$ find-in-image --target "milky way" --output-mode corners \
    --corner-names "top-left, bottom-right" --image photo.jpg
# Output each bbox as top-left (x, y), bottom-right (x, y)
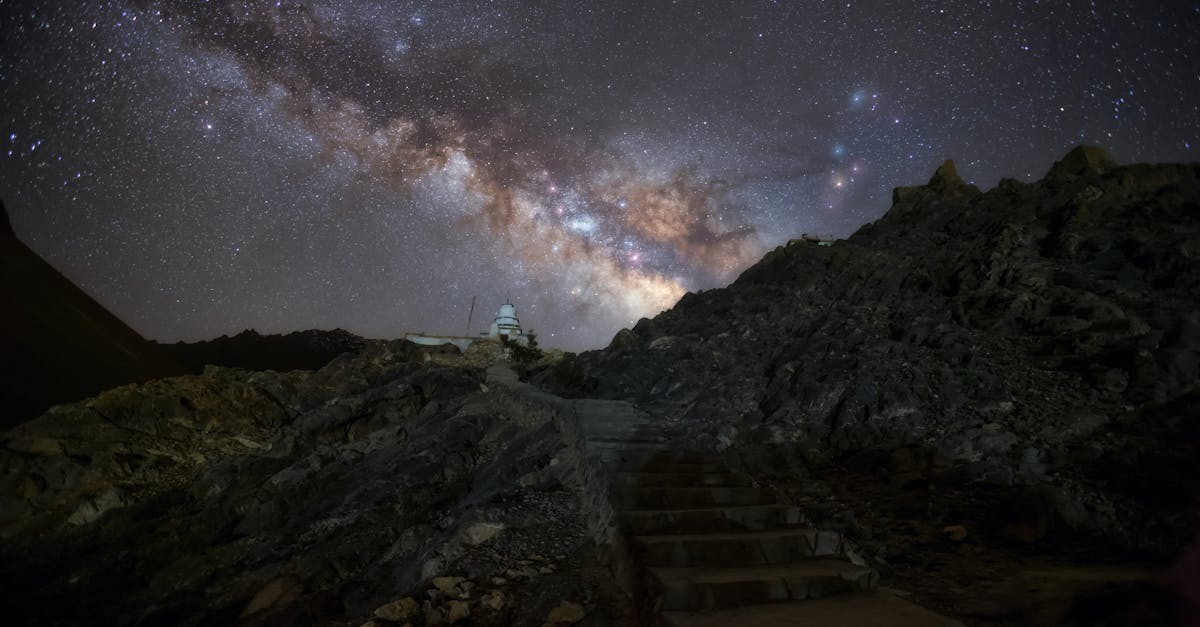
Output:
top-left (2, 2), bottom-right (1197, 350)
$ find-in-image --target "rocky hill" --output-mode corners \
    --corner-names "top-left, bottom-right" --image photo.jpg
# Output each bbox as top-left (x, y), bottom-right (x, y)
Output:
top-left (542, 145), bottom-right (1198, 577)
top-left (1, 146), bottom-right (1196, 625)
top-left (0, 341), bottom-right (619, 625)
top-left (0, 200), bottom-right (188, 427)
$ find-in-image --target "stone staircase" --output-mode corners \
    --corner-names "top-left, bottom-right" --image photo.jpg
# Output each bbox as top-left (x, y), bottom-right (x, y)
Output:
top-left (614, 450), bottom-right (881, 620)
top-left (575, 402), bottom-right (962, 626)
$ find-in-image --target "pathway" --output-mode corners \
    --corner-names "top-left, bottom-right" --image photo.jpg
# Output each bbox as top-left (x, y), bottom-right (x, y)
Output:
top-left (490, 363), bottom-right (963, 626)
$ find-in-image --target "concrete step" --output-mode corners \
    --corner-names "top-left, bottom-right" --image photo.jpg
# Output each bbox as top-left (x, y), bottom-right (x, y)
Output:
top-left (611, 472), bottom-right (752, 488)
top-left (633, 528), bottom-right (844, 568)
top-left (577, 423), bottom-right (667, 434)
top-left (588, 447), bottom-right (679, 467)
top-left (602, 450), bottom-right (718, 464)
top-left (609, 452), bottom-right (727, 472)
top-left (583, 436), bottom-right (664, 443)
top-left (619, 505), bottom-right (801, 535)
top-left (614, 487), bottom-right (777, 510)
top-left (584, 435), bottom-right (671, 446)
top-left (576, 421), bottom-right (659, 432)
top-left (591, 449), bottom-right (687, 467)
top-left (613, 460), bottom-right (729, 473)
top-left (580, 432), bottom-right (671, 443)
top-left (651, 561), bottom-right (878, 611)
top-left (585, 444), bottom-right (665, 454)
top-left (585, 434), bottom-right (672, 444)
top-left (662, 589), bottom-right (965, 627)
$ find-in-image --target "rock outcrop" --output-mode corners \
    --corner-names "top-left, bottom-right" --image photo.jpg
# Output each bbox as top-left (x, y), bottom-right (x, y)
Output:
top-left (546, 146), bottom-right (1199, 559)
top-left (0, 342), bottom-right (602, 625)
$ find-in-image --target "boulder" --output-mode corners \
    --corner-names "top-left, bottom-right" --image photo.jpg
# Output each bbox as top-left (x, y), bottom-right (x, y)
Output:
top-left (1047, 145), bottom-right (1118, 178)
top-left (545, 600), bottom-right (586, 624)
top-left (605, 328), bottom-right (640, 354)
top-left (927, 159), bottom-right (964, 189)
top-left (374, 597), bottom-right (420, 622)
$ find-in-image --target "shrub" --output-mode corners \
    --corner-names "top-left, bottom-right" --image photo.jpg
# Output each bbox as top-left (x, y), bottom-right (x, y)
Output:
top-left (500, 333), bottom-right (544, 364)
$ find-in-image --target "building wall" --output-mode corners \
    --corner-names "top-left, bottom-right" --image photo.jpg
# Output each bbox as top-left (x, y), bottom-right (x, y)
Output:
top-left (403, 334), bottom-right (476, 353)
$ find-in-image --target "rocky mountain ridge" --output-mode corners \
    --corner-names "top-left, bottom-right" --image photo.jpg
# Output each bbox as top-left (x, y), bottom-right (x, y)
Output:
top-left (545, 146), bottom-right (1198, 558)
top-left (2, 146), bottom-right (1196, 625)
top-left (158, 328), bottom-right (367, 374)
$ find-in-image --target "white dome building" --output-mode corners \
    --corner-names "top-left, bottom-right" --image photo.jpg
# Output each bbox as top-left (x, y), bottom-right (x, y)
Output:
top-left (486, 302), bottom-right (529, 344)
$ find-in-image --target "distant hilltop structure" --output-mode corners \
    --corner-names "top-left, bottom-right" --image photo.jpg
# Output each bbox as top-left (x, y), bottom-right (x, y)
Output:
top-left (404, 300), bottom-right (530, 351)
top-left (487, 302), bottom-right (529, 343)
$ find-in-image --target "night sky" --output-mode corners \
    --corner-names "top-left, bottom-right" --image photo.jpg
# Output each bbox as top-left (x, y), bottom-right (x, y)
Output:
top-left (2, 2), bottom-right (1197, 350)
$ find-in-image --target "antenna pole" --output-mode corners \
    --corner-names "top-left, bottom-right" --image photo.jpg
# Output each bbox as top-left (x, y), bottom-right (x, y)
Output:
top-left (466, 296), bottom-right (476, 336)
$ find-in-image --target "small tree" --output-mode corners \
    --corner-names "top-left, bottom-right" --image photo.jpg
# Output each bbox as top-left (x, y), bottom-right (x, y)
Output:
top-left (500, 333), bottom-right (544, 364)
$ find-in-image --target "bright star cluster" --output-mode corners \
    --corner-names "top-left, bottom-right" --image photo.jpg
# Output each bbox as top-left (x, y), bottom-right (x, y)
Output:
top-left (1, 2), bottom-right (1197, 350)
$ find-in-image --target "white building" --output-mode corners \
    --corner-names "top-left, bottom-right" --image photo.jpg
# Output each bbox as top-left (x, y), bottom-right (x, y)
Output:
top-left (404, 300), bottom-right (530, 350)
top-left (485, 302), bottom-right (529, 344)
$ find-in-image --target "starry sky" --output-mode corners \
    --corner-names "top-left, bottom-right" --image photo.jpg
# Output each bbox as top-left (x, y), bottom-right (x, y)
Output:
top-left (2, 1), bottom-right (1197, 351)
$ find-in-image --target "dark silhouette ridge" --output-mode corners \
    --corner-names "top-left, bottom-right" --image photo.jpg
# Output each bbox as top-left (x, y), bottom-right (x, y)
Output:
top-left (0, 201), bottom-right (364, 427)
top-left (0, 199), bottom-right (188, 428)
top-left (157, 328), bottom-right (367, 374)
